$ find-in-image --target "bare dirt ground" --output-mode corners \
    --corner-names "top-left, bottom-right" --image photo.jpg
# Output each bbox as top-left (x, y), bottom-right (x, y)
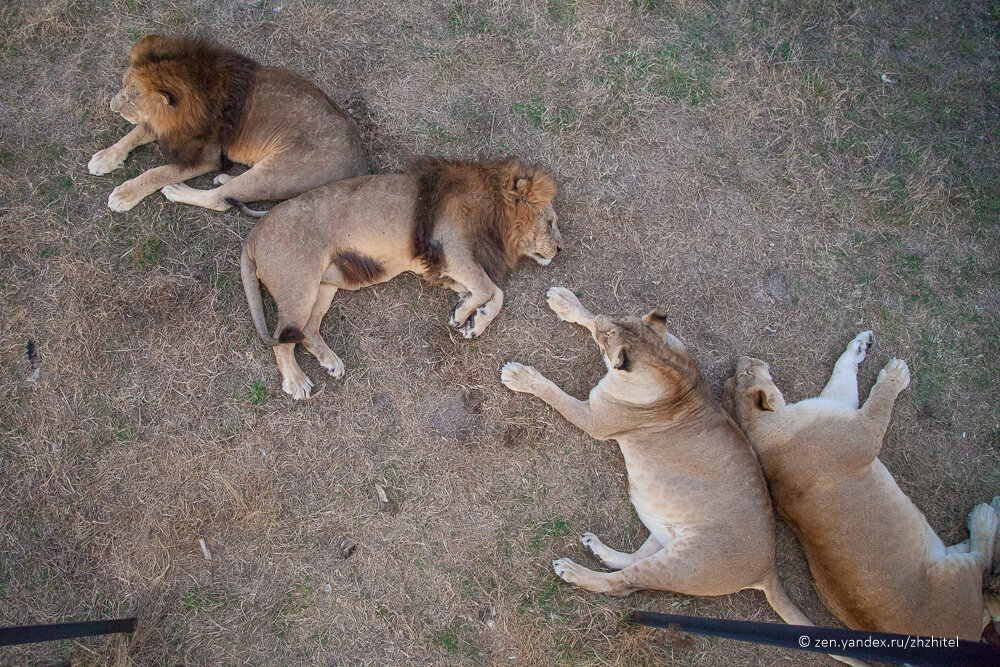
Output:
top-left (1, 1), bottom-right (998, 665)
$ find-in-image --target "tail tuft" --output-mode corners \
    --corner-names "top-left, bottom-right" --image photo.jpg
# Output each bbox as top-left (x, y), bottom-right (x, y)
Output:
top-left (279, 327), bottom-right (305, 344)
top-left (225, 197), bottom-right (269, 218)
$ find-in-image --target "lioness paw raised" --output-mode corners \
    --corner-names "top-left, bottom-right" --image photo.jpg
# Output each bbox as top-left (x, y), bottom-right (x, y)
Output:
top-left (877, 358), bottom-right (910, 390)
top-left (546, 286), bottom-right (584, 321)
top-left (501, 362), bottom-right (542, 394)
top-left (88, 148), bottom-right (125, 176)
top-left (847, 330), bottom-right (875, 363)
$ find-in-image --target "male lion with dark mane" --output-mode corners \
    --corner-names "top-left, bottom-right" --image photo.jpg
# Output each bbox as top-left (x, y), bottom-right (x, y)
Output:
top-left (88, 34), bottom-right (366, 213)
top-left (240, 158), bottom-right (561, 400)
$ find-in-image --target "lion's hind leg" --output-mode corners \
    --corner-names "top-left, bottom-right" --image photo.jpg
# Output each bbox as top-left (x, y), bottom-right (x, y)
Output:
top-left (553, 540), bottom-right (704, 597)
top-left (580, 533), bottom-right (663, 570)
top-left (163, 155), bottom-right (329, 211)
top-left (270, 285), bottom-right (324, 400)
top-left (300, 283), bottom-right (346, 380)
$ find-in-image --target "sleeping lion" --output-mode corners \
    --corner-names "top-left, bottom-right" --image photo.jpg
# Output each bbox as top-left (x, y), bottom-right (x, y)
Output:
top-left (241, 158), bottom-right (561, 400)
top-left (88, 34), bottom-right (366, 213)
top-left (724, 332), bottom-right (999, 640)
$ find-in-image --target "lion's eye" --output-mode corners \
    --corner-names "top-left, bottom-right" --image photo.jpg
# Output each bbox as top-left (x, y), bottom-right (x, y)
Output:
top-left (547, 219), bottom-right (555, 230)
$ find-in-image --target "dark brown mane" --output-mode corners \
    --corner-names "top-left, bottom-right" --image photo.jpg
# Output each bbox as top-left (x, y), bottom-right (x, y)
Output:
top-left (410, 158), bottom-right (557, 283)
top-left (130, 35), bottom-right (258, 167)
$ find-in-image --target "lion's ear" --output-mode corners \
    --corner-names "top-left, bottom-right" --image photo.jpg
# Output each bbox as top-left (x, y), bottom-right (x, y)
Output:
top-left (515, 178), bottom-right (530, 194)
top-left (610, 346), bottom-right (632, 372)
top-left (642, 309), bottom-right (668, 336)
top-left (755, 388), bottom-right (775, 412)
top-left (154, 90), bottom-right (174, 106)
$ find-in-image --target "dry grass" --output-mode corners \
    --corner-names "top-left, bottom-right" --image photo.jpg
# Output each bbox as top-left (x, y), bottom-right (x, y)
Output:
top-left (1, 0), bottom-right (998, 665)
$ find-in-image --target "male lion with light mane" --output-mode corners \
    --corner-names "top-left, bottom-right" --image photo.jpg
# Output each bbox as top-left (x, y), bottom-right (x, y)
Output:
top-left (501, 289), bottom-right (863, 667)
top-left (724, 332), bottom-right (1000, 640)
top-left (88, 34), bottom-right (366, 213)
top-left (241, 158), bottom-right (561, 400)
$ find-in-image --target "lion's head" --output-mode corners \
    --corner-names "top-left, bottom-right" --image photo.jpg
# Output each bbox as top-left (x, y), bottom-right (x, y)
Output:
top-left (493, 161), bottom-right (561, 274)
top-left (108, 35), bottom-right (257, 166)
top-left (510, 191), bottom-right (561, 267)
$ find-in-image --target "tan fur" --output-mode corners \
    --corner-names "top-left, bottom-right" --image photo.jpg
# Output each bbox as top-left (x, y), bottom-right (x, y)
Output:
top-left (724, 332), bottom-right (999, 639)
top-left (240, 159), bottom-right (561, 400)
top-left (88, 34), bottom-right (366, 213)
top-left (501, 289), bottom-right (865, 667)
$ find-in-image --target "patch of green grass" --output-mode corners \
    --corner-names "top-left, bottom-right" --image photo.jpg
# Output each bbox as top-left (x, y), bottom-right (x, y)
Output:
top-left (512, 96), bottom-right (545, 129)
top-left (511, 96), bottom-right (578, 132)
top-left (426, 120), bottom-right (459, 143)
top-left (599, 46), bottom-right (712, 107)
top-left (446, 3), bottom-right (491, 35)
top-left (430, 618), bottom-right (479, 660)
top-left (183, 585), bottom-right (226, 612)
top-left (547, 0), bottom-right (576, 24)
top-left (240, 380), bottom-right (272, 405)
top-left (129, 235), bottom-right (164, 270)
top-left (528, 514), bottom-right (572, 552)
top-left (108, 410), bottom-right (135, 442)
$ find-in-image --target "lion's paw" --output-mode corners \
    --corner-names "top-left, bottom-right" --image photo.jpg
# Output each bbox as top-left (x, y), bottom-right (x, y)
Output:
top-left (449, 294), bottom-right (470, 328)
top-left (847, 331), bottom-right (874, 364)
top-left (324, 356), bottom-right (345, 380)
top-left (88, 148), bottom-right (125, 176)
top-left (546, 286), bottom-right (583, 322)
top-left (968, 503), bottom-right (998, 538)
top-left (458, 307), bottom-right (488, 339)
top-left (108, 182), bottom-right (142, 212)
top-left (877, 358), bottom-right (910, 390)
top-left (500, 361), bottom-right (542, 394)
top-left (213, 173), bottom-right (234, 186)
top-left (580, 532), bottom-right (608, 558)
top-left (552, 558), bottom-right (586, 585)
top-left (281, 370), bottom-right (315, 400)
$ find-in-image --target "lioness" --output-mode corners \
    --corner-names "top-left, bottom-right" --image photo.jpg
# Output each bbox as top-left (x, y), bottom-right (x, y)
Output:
top-left (88, 34), bottom-right (366, 213)
top-left (241, 158), bottom-right (561, 400)
top-left (500, 289), bottom-right (862, 665)
top-left (724, 332), bottom-right (1000, 640)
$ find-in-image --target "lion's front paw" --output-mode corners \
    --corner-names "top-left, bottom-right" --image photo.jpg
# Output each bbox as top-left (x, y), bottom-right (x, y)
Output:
top-left (458, 306), bottom-right (489, 339)
top-left (546, 286), bottom-right (584, 322)
top-left (877, 358), bottom-right (910, 390)
top-left (552, 558), bottom-right (586, 585)
top-left (108, 181), bottom-right (143, 212)
top-left (580, 532), bottom-right (607, 558)
top-left (847, 330), bottom-right (874, 364)
top-left (449, 294), bottom-right (470, 328)
top-left (88, 148), bottom-right (125, 175)
top-left (500, 361), bottom-right (543, 394)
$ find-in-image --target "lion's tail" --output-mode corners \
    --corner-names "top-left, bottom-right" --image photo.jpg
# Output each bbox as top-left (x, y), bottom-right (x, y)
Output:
top-left (226, 197), bottom-right (268, 218)
top-left (756, 569), bottom-right (869, 667)
top-left (240, 245), bottom-right (303, 347)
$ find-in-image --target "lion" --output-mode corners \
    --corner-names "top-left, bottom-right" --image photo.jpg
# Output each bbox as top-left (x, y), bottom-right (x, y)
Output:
top-left (724, 331), bottom-right (1000, 640)
top-left (88, 34), bottom-right (366, 213)
top-left (240, 158), bottom-right (561, 400)
top-left (501, 288), bottom-right (864, 667)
